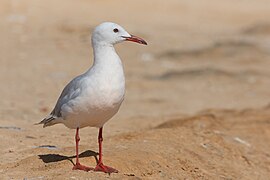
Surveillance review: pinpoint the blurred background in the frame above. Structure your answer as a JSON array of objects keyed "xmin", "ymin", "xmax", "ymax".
[{"xmin": 0, "ymin": 0, "xmax": 270, "ymax": 179}]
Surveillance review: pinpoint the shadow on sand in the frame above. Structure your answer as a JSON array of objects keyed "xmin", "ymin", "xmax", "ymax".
[{"xmin": 38, "ymin": 150, "xmax": 98, "ymax": 166}]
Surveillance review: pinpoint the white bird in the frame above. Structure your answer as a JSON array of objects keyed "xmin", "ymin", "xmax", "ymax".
[{"xmin": 38, "ymin": 22, "xmax": 147, "ymax": 173}]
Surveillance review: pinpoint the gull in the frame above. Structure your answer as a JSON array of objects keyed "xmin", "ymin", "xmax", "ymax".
[{"xmin": 37, "ymin": 22, "xmax": 147, "ymax": 173}]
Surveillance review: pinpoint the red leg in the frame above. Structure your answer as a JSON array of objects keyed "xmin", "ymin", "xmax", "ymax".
[
  {"xmin": 94, "ymin": 127, "xmax": 118, "ymax": 173},
  {"xmin": 72, "ymin": 127, "xmax": 93, "ymax": 171}
]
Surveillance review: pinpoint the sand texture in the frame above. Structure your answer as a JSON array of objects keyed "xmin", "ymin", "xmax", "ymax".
[{"xmin": 0, "ymin": 0, "xmax": 270, "ymax": 179}]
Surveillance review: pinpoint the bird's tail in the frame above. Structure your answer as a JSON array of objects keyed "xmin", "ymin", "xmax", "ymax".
[{"xmin": 36, "ymin": 115, "xmax": 60, "ymax": 128}]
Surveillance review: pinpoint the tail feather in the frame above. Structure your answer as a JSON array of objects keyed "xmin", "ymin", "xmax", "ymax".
[{"xmin": 37, "ymin": 115, "xmax": 60, "ymax": 128}]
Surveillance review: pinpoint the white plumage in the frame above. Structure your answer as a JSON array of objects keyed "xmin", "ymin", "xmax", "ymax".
[{"xmin": 38, "ymin": 22, "xmax": 147, "ymax": 173}]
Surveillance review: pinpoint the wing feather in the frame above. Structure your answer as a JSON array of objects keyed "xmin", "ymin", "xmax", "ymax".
[{"xmin": 37, "ymin": 74, "xmax": 85, "ymax": 127}]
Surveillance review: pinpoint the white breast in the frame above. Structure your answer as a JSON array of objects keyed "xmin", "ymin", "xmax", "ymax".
[{"xmin": 60, "ymin": 46, "xmax": 125, "ymax": 129}]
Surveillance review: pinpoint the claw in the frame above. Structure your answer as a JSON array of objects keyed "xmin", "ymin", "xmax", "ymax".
[
  {"xmin": 72, "ymin": 163, "xmax": 93, "ymax": 172},
  {"xmin": 94, "ymin": 163, "xmax": 118, "ymax": 173}
]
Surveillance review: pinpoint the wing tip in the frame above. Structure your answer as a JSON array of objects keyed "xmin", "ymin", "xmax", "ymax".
[{"xmin": 36, "ymin": 115, "xmax": 57, "ymax": 128}]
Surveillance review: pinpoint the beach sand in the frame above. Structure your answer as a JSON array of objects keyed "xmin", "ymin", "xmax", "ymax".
[{"xmin": 0, "ymin": 0, "xmax": 270, "ymax": 179}]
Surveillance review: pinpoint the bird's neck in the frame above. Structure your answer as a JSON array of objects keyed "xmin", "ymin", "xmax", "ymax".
[
  {"xmin": 93, "ymin": 43, "xmax": 117, "ymax": 65},
  {"xmin": 87, "ymin": 43, "xmax": 123, "ymax": 75}
]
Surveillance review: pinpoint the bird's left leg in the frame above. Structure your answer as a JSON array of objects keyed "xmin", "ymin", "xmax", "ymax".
[{"xmin": 94, "ymin": 127, "xmax": 118, "ymax": 173}]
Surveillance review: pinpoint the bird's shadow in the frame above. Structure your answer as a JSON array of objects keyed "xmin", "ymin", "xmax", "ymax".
[{"xmin": 38, "ymin": 150, "xmax": 98, "ymax": 166}]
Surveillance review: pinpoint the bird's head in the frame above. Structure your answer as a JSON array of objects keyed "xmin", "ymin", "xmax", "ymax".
[{"xmin": 91, "ymin": 22, "xmax": 147, "ymax": 46}]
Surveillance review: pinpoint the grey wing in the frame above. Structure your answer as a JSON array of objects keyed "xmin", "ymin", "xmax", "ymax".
[
  {"xmin": 51, "ymin": 75, "xmax": 84, "ymax": 117},
  {"xmin": 38, "ymin": 75, "xmax": 84, "ymax": 127}
]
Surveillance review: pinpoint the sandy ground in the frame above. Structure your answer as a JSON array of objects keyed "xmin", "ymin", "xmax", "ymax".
[{"xmin": 0, "ymin": 0, "xmax": 270, "ymax": 179}]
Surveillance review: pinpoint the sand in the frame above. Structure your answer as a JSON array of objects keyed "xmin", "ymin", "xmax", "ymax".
[{"xmin": 0, "ymin": 0, "xmax": 270, "ymax": 179}]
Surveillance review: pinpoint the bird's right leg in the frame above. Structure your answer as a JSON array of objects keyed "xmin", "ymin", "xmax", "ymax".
[{"xmin": 72, "ymin": 127, "xmax": 93, "ymax": 171}]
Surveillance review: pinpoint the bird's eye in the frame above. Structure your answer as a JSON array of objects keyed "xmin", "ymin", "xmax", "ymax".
[{"xmin": 113, "ymin": 28, "xmax": 119, "ymax": 33}]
